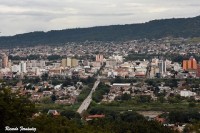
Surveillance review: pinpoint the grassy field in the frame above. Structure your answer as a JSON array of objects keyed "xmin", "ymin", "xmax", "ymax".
[{"xmin": 90, "ymin": 101, "xmax": 200, "ymax": 112}]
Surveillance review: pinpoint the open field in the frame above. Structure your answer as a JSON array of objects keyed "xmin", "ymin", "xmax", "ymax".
[{"xmin": 90, "ymin": 101, "xmax": 200, "ymax": 112}]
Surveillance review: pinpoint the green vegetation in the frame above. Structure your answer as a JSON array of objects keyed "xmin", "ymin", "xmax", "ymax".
[
  {"xmin": 168, "ymin": 110, "xmax": 200, "ymax": 123},
  {"xmin": 91, "ymin": 100, "xmax": 200, "ymax": 112},
  {"xmin": 76, "ymin": 86, "xmax": 91, "ymax": 103},
  {"xmin": 185, "ymin": 121, "xmax": 200, "ymax": 132},
  {"xmin": 47, "ymin": 55, "xmax": 62, "ymax": 60},
  {"xmin": 0, "ymin": 88, "xmax": 36, "ymax": 130},
  {"xmin": 0, "ymin": 87, "xmax": 176, "ymax": 133},
  {"xmin": 1, "ymin": 16, "xmax": 200, "ymax": 48},
  {"xmin": 92, "ymin": 82, "xmax": 109, "ymax": 103},
  {"xmin": 9, "ymin": 54, "xmax": 41, "ymax": 60}
]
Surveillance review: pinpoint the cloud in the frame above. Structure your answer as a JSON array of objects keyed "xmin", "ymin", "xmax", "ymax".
[{"xmin": 0, "ymin": 0, "xmax": 200, "ymax": 36}]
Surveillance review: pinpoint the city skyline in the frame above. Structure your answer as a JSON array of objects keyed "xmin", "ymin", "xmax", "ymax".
[{"xmin": 0, "ymin": 0, "xmax": 200, "ymax": 36}]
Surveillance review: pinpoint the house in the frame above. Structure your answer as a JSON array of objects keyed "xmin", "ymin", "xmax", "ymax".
[
  {"xmin": 86, "ymin": 114, "xmax": 105, "ymax": 121},
  {"xmin": 54, "ymin": 84, "xmax": 62, "ymax": 90},
  {"xmin": 47, "ymin": 110, "xmax": 60, "ymax": 116},
  {"xmin": 43, "ymin": 91, "xmax": 53, "ymax": 96},
  {"xmin": 154, "ymin": 116, "xmax": 166, "ymax": 124},
  {"xmin": 180, "ymin": 90, "xmax": 196, "ymax": 97}
]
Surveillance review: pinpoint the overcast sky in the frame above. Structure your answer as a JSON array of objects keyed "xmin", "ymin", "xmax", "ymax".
[{"xmin": 1, "ymin": 0, "xmax": 200, "ymax": 36}]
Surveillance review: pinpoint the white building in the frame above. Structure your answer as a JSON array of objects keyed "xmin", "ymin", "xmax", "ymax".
[
  {"xmin": 20, "ymin": 61, "xmax": 27, "ymax": 73},
  {"xmin": 27, "ymin": 60, "xmax": 46, "ymax": 68},
  {"xmin": 11, "ymin": 65, "xmax": 20, "ymax": 73},
  {"xmin": 158, "ymin": 60, "xmax": 166, "ymax": 75},
  {"xmin": 173, "ymin": 63, "xmax": 181, "ymax": 71},
  {"xmin": 108, "ymin": 71, "xmax": 118, "ymax": 77},
  {"xmin": 113, "ymin": 55, "xmax": 123, "ymax": 62},
  {"xmin": 180, "ymin": 90, "xmax": 196, "ymax": 97}
]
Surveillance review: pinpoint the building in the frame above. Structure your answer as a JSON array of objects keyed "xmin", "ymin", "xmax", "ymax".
[
  {"xmin": 151, "ymin": 58, "xmax": 159, "ymax": 66},
  {"xmin": 173, "ymin": 63, "xmax": 181, "ymax": 71},
  {"xmin": 183, "ymin": 56, "xmax": 197, "ymax": 70},
  {"xmin": 92, "ymin": 61, "xmax": 101, "ymax": 67},
  {"xmin": 106, "ymin": 59, "xmax": 117, "ymax": 68},
  {"xmin": 26, "ymin": 60, "xmax": 46, "ymax": 68},
  {"xmin": 158, "ymin": 60, "xmax": 166, "ymax": 75},
  {"xmin": 67, "ymin": 57, "xmax": 72, "ymax": 67},
  {"xmin": 113, "ymin": 55, "xmax": 123, "ymax": 62},
  {"xmin": 47, "ymin": 110, "xmax": 60, "ymax": 116},
  {"xmin": 20, "ymin": 61, "xmax": 27, "ymax": 73},
  {"xmin": 196, "ymin": 64, "xmax": 200, "ymax": 77},
  {"xmin": 11, "ymin": 65, "xmax": 20, "ymax": 73},
  {"xmin": 180, "ymin": 90, "xmax": 196, "ymax": 97},
  {"xmin": 61, "ymin": 57, "xmax": 78, "ymax": 68},
  {"xmin": 2, "ymin": 53, "xmax": 8, "ymax": 68},
  {"xmin": 86, "ymin": 114, "xmax": 105, "ymax": 121},
  {"xmin": 61, "ymin": 59, "xmax": 67, "ymax": 68},
  {"xmin": 96, "ymin": 54, "xmax": 104, "ymax": 62},
  {"xmin": 0, "ymin": 59, "xmax": 2, "ymax": 68},
  {"xmin": 183, "ymin": 60, "xmax": 188, "ymax": 70},
  {"xmin": 71, "ymin": 58, "xmax": 78, "ymax": 67}
]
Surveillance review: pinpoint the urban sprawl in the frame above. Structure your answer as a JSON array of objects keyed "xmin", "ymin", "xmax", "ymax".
[{"xmin": 1, "ymin": 37, "xmax": 200, "ymax": 132}]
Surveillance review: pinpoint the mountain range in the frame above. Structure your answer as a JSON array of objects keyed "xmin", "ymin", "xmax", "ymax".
[{"xmin": 1, "ymin": 15, "xmax": 200, "ymax": 48}]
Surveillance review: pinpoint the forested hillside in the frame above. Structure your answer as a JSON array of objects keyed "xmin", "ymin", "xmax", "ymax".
[{"xmin": 0, "ymin": 16, "xmax": 200, "ymax": 48}]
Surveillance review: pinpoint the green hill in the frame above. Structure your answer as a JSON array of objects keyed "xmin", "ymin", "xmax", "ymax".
[{"xmin": 1, "ymin": 15, "xmax": 200, "ymax": 48}]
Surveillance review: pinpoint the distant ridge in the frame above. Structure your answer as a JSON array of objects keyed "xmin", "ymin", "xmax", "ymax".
[{"xmin": 1, "ymin": 15, "xmax": 200, "ymax": 48}]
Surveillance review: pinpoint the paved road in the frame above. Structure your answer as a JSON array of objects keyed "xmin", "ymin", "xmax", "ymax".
[{"xmin": 77, "ymin": 79, "xmax": 100, "ymax": 114}]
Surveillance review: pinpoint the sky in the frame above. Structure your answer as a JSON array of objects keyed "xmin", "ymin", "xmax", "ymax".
[{"xmin": 1, "ymin": 0, "xmax": 200, "ymax": 36}]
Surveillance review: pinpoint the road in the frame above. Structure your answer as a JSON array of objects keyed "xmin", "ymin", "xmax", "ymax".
[{"xmin": 77, "ymin": 79, "xmax": 100, "ymax": 114}]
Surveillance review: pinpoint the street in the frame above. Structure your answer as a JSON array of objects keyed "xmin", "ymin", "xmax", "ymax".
[{"xmin": 77, "ymin": 79, "xmax": 100, "ymax": 114}]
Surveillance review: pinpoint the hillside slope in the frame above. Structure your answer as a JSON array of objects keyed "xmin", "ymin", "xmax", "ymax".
[{"xmin": 0, "ymin": 16, "xmax": 200, "ymax": 48}]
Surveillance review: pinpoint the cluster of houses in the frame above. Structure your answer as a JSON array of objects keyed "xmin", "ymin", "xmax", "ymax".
[
  {"xmin": 21, "ymin": 81, "xmax": 84, "ymax": 105},
  {"xmin": 101, "ymin": 81, "xmax": 199, "ymax": 103}
]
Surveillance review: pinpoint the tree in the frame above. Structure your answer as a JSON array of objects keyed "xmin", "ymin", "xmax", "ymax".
[
  {"xmin": 41, "ymin": 73, "xmax": 49, "ymax": 81},
  {"xmin": 51, "ymin": 94, "xmax": 57, "ymax": 102},
  {"xmin": 121, "ymin": 93, "xmax": 131, "ymax": 101},
  {"xmin": 120, "ymin": 111, "xmax": 144, "ymax": 122},
  {"xmin": 61, "ymin": 110, "xmax": 81, "ymax": 120},
  {"xmin": 136, "ymin": 95, "xmax": 151, "ymax": 103},
  {"xmin": 168, "ymin": 111, "xmax": 200, "ymax": 123},
  {"xmin": 0, "ymin": 88, "xmax": 36, "ymax": 131},
  {"xmin": 47, "ymin": 55, "xmax": 61, "ymax": 60},
  {"xmin": 158, "ymin": 96, "xmax": 165, "ymax": 103}
]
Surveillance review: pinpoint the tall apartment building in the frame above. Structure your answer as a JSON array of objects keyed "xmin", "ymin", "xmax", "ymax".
[
  {"xmin": 2, "ymin": 53, "xmax": 8, "ymax": 68},
  {"xmin": 71, "ymin": 58, "xmax": 78, "ymax": 67},
  {"xmin": 61, "ymin": 59, "xmax": 67, "ymax": 68},
  {"xmin": 67, "ymin": 57, "xmax": 72, "ymax": 67},
  {"xmin": 96, "ymin": 54, "xmax": 104, "ymax": 62},
  {"xmin": 0, "ymin": 59, "xmax": 2, "ymax": 68},
  {"xmin": 20, "ymin": 61, "xmax": 27, "ymax": 73},
  {"xmin": 158, "ymin": 60, "xmax": 166, "ymax": 75},
  {"xmin": 63, "ymin": 57, "xmax": 79, "ymax": 67},
  {"xmin": 183, "ymin": 56, "xmax": 197, "ymax": 70}
]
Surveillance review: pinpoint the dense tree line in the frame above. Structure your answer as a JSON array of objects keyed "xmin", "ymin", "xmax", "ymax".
[
  {"xmin": 92, "ymin": 82, "xmax": 110, "ymax": 102},
  {"xmin": 9, "ymin": 55, "xmax": 41, "ymax": 60},
  {"xmin": 168, "ymin": 110, "xmax": 200, "ymax": 123}
]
